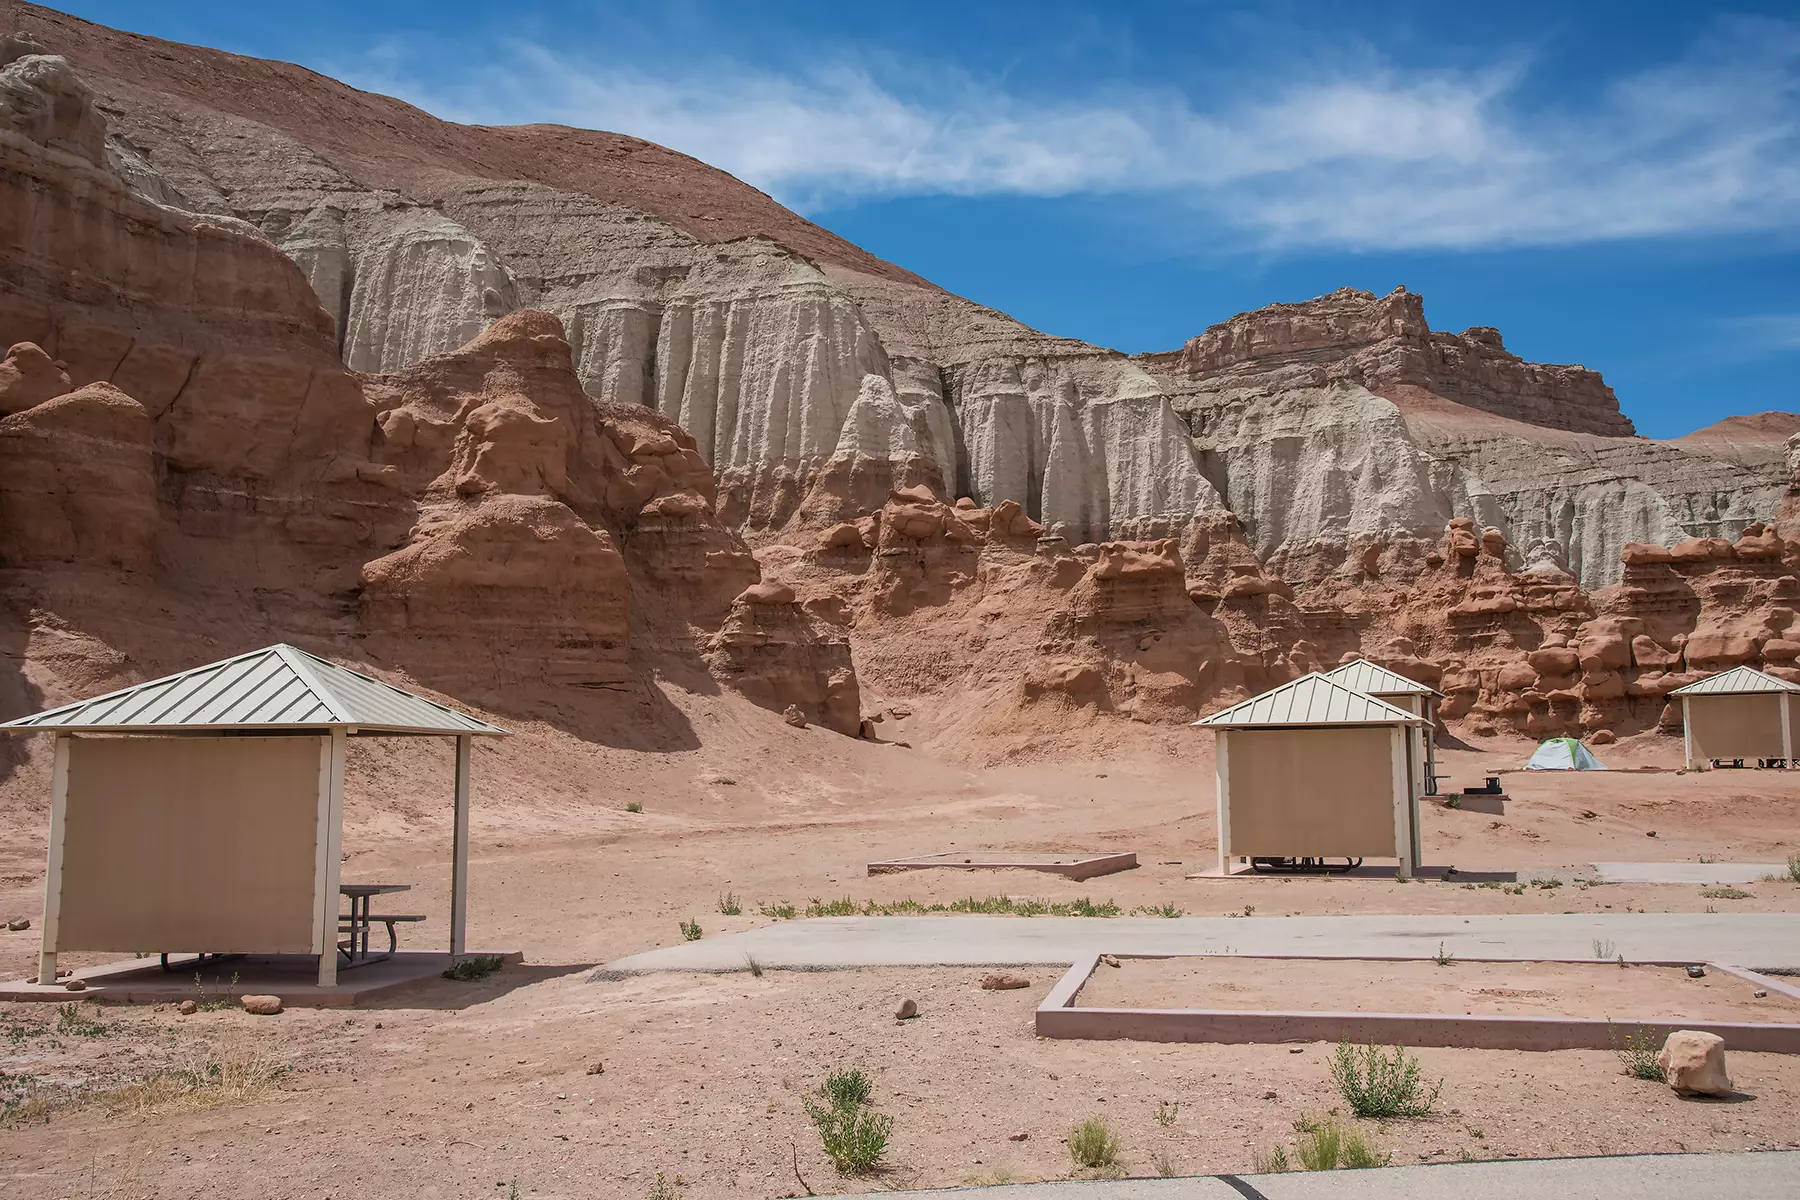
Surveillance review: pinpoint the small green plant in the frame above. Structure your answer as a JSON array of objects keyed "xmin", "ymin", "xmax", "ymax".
[
  {"xmin": 1295, "ymin": 1116, "xmax": 1340, "ymax": 1170},
  {"xmin": 53, "ymin": 1003, "xmax": 105, "ymax": 1038},
  {"xmin": 1156, "ymin": 1099, "xmax": 1180, "ymax": 1126},
  {"xmin": 717, "ymin": 891, "xmax": 742, "ymax": 915},
  {"xmin": 820, "ymin": 1067, "xmax": 874, "ymax": 1109},
  {"xmin": 1530, "ymin": 877, "xmax": 1563, "ymax": 889},
  {"xmin": 1457, "ymin": 1146, "xmax": 1480, "ymax": 1163},
  {"xmin": 442, "ymin": 954, "xmax": 504, "ymax": 981},
  {"xmin": 1502, "ymin": 883, "xmax": 1525, "ymax": 896},
  {"xmin": 1331, "ymin": 1041, "xmax": 1443, "ymax": 1118},
  {"xmin": 679, "ymin": 918, "xmax": 702, "ymax": 941},
  {"xmin": 1155, "ymin": 1149, "xmax": 1177, "ymax": 1177},
  {"xmin": 646, "ymin": 1171, "xmax": 680, "ymax": 1200},
  {"xmin": 1339, "ymin": 1123, "xmax": 1392, "ymax": 1169},
  {"xmin": 1592, "ymin": 938, "xmax": 1616, "ymax": 960},
  {"xmin": 624, "ymin": 801, "xmax": 643, "ymax": 813},
  {"xmin": 806, "ymin": 897, "xmax": 857, "ymax": 917},
  {"xmin": 1295, "ymin": 1114, "xmax": 1391, "ymax": 1170},
  {"xmin": 760, "ymin": 902, "xmax": 797, "ymax": 919},
  {"xmin": 744, "ymin": 953, "xmax": 763, "ymax": 978},
  {"xmin": 1434, "ymin": 941, "xmax": 1454, "ymax": 967},
  {"xmin": 1253, "ymin": 1143, "xmax": 1291, "ymax": 1173},
  {"xmin": 1610, "ymin": 1021, "xmax": 1667, "ymax": 1082},
  {"xmin": 1701, "ymin": 887, "xmax": 1751, "ymax": 900},
  {"xmin": 1068, "ymin": 1115, "xmax": 1122, "ymax": 1170},
  {"xmin": 803, "ymin": 1066, "xmax": 892, "ymax": 1175},
  {"xmin": 1787, "ymin": 852, "xmax": 1800, "ymax": 883},
  {"xmin": 1134, "ymin": 902, "xmax": 1185, "ymax": 918},
  {"xmin": 191, "ymin": 971, "xmax": 240, "ymax": 1012}
]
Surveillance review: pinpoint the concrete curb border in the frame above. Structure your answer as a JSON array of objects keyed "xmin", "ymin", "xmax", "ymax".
[{"xmin": 1034, "ymin": 953, "xmax": 1800, "ymax": 1052}]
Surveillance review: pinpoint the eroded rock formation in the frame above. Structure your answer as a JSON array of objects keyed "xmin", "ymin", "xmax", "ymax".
[
  {"xmin": 6, "ymin": 11, "xmax": 1800, "ymax": 759},
  {"xmin": 0, "ymin": 41, "xmax": 858, "ymax": 734}
]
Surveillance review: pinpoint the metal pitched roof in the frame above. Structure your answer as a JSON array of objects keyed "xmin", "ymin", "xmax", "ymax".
[
  {"xmin": 1192, "ymin": 672, "xmax": 1425, "ymax": 728},
  {"xmin": 0, "ymin": 645, "xmax": 507, "ymax": 736},
  {"xmin": 1321, "ymin": 658, "xmax": 1443, "ymax": 698},
  {"xmin": 1668, "ymin": 664, "xmax": 1800, "ymax": 697}
]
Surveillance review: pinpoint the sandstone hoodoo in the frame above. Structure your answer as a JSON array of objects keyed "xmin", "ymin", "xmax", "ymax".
[{"xmin": 3, "ymin": 3, "xmax": 1800, "ymax": 752}]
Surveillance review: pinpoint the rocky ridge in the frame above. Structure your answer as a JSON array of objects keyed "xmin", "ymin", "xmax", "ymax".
[{"xmin": 4, "ymin": 13, "xmax": 1800, "ymax": 758}]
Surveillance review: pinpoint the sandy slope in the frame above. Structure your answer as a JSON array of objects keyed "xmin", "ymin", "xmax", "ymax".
[{"xmin": 2, "ymin": 690, "xmax": 1799, "ymax": 1196}]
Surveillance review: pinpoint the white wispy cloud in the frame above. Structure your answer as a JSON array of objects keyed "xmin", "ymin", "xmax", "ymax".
[
  {"xmin": 337, "ymin": 16, "xmax": 1800, "ymax": 252},
  {"xmin": 1720, "ymin": 314, "xmax": 1800, "ymax": 356}
]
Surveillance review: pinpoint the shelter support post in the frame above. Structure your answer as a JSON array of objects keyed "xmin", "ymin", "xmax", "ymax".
[
  {"xmin": 36, "ymin": 734, "xmax": 69, "ymax": 986},
  {"xmin": 1424, "ymin": 698, "xmax": 1439, "ymax": 796},
  {"xmin": 451, "ymin": 734, "xmax": 471, "ymax": 957},
  {"xmin": 1389, "ymin": 726, "xmax": 1414, "ymax": 880},
  {"xmin": 1783, "ymin": 694, "xmax": 1794, "ymax": 770},
  {"xmin": 1681, "ymin": 697, "xmax": 1695, "ymax": 770},
  {"xmin": 314, "ymin": 730, "xmax": 347, "ymax": 988},
  {"xmin": 1214, "ymin": 731, "xmax": 1231, "ymax": 876}
]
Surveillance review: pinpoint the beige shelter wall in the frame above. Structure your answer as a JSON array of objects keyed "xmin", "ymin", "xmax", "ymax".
[
  {"xmin": 1226, "ymin": 727, "xmax": 1398, "ymax": 858},
  {"xmin": 1687, "ymin": 694, "xmax": 1783, "ymax": 761},
  {"xmin": 57, "ymin": 736, "xmax": 321, "ymax": 953}
]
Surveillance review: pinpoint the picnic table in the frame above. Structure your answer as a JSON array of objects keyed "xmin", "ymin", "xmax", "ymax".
[{"xmin": 338, "ymin": 883, "xmax": 423, "ymax": 968}]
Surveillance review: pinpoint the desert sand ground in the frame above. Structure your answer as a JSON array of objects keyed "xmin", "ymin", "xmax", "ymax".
[{"xmin": 2, "ymin": 697, "xmax": 1799, "ymax": 1197}]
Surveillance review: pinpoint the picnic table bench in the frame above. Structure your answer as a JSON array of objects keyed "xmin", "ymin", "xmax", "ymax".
[{"xmin": 338, "ymin": 883, "xmax": 424, "ymax": 968}]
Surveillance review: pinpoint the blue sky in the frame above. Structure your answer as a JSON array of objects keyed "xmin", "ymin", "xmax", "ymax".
[{"xmin": 59, "ymin": 1, "xmax": 1800, "ymax": 436}]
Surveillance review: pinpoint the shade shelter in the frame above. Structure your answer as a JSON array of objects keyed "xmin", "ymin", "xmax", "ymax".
[
  {"xmin": 1322, "ymin": 658, "xmax": 1444, "ymax": 799},
  {"xmin": 1669, "ymin": 665, "xmax": 1800, "ymax": 770},
  {"xmin": 1194, "ymin": 673, "xmax": 1426, "ymax": 878},
  {"xmin": 1, "ymin": 644, "xmax": 507, "ymax": 990}
]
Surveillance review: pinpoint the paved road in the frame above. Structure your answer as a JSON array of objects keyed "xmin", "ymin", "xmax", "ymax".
[
  {"xmin": 595, "ymin": 912, "xmax": 1800, "ymax": 976},
  {"xmin": 885, "ymin": 1151, "xmax": 1800, "ymax": 1198}
]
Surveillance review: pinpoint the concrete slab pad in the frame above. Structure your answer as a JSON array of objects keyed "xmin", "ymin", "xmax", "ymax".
[
  {"xmin": 594, "ymin": 913, "xmax": 1800, "ymax": 976},
  {"xmin": 1590, "ymin": 862, "xmax": 1790, "ymax": 884},
  {"xmin": 869, "ymin": 851, "xmax": 1137, "ymax": 880},
  {"xmin": 0, "ymin": 950, "xmax": 522, "ymax": 1007}
]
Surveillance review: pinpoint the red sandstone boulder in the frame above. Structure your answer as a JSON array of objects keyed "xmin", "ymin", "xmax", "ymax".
[
  {"xmin": 1620, "ymin": 542, "xmax": 1673, "ymax": 566},
  {"xmin": 0, "ymin": 342, "xmax": 71, "ymax": 414},
  {"xmin": 1684, "ymin": 630, "xmax": 1759, "ymax": 670},
  {"xmin": 1527, "ymin": 646, "xmax": 1580, "ymax": 676}
]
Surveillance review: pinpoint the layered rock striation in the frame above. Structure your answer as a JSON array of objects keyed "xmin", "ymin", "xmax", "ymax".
[{"xmin": 0, "ymin": 41, "xmax": 859, "ymax": 735}]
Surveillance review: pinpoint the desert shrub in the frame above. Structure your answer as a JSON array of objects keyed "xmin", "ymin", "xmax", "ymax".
[
  {"xmin": 1068, "ymin": 1115, "xmax": 1122, "ymax": 1169},
  {"xmin": 1610, "ymin": 1021, "xmax": 1667, "ymax": 1081},
  {"xmin": 679, "ymin": 919, "xmax": 702, "ymax": 941},
  {"xmin": 1787, "ymin": 852, "xmax": 1800, "ymax": 883},
  {"xmin": 1155, "ymin": 1099, "xmax": 1179, "ymax": 1126},
  {"xmin": 804, "ymin": 1066, "xmax": 891, "ymax": 1175},
  {"xmin": 1701, "ymin": 887, "xmax": 1751, "ymax": 900},
  {"xmin": 442, "ymin": 954, "xmax": 504, "ymax": 982},
  {"xmin": 760, "ymin": 902, "xmax": 797, "ymax": 919},
  {"xmin": 717, "ymin": 892, "xmax": 742, "ymax": 915},
  {"xmin": 624, "ymin": 801, "xmax": 643, "ymax": 813},
  {"xmin": 1331, "ymin": 1041, "xmax": 1443, "ymax": 1118},
  {"xmin": 806, "ymin": 897, "xmax": 857, "ymax": 917}
]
